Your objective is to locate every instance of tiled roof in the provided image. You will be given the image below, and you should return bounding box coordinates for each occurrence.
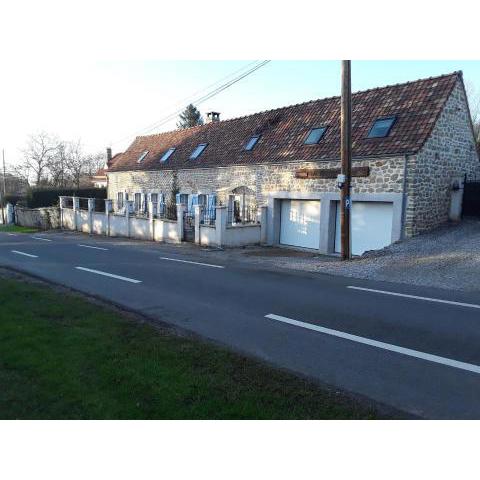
[109,72,460,172]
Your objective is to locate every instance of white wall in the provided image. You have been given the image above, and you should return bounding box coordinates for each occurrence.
[199,225,218,246]
[224,225,261,247]
[154,218,180,243]
[129,217,150,240]
[92,213,106,235]
[62,208,75,230]
[109,214,128,237]
[76,210,90,233]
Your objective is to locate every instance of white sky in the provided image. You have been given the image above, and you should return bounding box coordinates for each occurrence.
[1,1,479,172]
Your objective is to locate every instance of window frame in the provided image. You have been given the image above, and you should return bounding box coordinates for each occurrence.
[244,135,261,151]
[304,127,327,145]
[137,150,149,163]
[160,148,176,163]
[367,116,396,138]
[189,143,208,160]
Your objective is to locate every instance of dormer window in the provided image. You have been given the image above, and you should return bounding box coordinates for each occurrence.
[160,148,176,163]
[367,117,396,138]
[190,143,208,160]
[137,150,149,163]
[304,127,327,145]
[244,135,261,151]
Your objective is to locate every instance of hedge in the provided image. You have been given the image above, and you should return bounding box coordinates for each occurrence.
[26,188,107,208]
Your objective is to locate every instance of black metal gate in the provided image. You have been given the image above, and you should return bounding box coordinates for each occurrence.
[183,210,195,241]
[463,180,480,217]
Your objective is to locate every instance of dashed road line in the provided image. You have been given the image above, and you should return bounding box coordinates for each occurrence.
[78,244,109,251]
[75,266,141,283]
[265,313,480,375]
[11,250,38,258]
[159,257,224,269]
[31,236,52,242]
[347,286,480,310]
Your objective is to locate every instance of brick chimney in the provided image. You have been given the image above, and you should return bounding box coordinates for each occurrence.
[106,147,112,168]
[206,111,221,123]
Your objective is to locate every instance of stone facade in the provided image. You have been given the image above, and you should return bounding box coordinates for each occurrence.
[404,82,480,236]
[107,78,480,240]
[108,156,405,206]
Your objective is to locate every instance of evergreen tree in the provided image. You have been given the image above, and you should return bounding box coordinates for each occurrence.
[177,104,204,129]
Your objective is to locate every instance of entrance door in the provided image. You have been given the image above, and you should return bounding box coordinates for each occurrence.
[280,200,321,250]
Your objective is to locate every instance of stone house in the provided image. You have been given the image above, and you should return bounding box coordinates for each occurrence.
[107,72,479,255]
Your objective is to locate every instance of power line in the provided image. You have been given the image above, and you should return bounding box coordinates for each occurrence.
[111,60,271,146]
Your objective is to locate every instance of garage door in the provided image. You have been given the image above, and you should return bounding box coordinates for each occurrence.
[335,201,393,256]
[280,200,321,249]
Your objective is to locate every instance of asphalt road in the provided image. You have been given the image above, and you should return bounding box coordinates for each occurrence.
[1,230,480,419]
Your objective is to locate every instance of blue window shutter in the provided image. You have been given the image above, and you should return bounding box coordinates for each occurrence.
[175,193,181,205]
[207,194,217,218]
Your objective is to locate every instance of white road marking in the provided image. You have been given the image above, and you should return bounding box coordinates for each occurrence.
[265,313,480,375]
[7,233,17,236]
[11,250,38,258]
[347,286,480,310]
[31,236,52,242]
[75,266,141,284]
[78,244,109,251]
[159,257,224,269]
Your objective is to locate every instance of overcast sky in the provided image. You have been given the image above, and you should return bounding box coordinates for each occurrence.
[1,60,479,169]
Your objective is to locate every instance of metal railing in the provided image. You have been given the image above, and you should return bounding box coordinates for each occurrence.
[200,206,216,226]
[156,203,177,221]
[227,204,258,225]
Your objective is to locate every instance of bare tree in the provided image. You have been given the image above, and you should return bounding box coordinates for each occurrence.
[47,141,69,187]
[83,151,106,177]
[21,132,59,186]
[465,81,480,147]
[65,140,84,188]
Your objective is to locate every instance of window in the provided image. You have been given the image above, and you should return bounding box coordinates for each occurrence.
[304,127,327,145]
[189,143,208,160]
[134,193,142,211]
[137,150,149,163]
[160,148,175,162]
[244,135,261,151]
[117,192,123,209]
[367,117,396,138]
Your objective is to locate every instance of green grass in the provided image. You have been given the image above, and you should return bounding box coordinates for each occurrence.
[0,277,377,419]
[0,224,38,233]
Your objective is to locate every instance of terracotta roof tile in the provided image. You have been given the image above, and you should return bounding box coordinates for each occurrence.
[109,72,460,172]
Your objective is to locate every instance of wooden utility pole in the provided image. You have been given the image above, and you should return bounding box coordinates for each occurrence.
[340,60,352,260]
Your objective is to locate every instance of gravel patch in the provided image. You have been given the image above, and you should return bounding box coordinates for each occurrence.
[205,219,480,292]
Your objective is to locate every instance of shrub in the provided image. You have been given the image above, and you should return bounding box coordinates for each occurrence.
[26,188,107,208]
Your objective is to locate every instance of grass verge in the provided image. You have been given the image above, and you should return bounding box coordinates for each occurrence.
[0,224,39,233]
[0,275,380,419]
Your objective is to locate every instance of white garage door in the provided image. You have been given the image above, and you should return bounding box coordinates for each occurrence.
[280,200,321,250]
[335,201,393,256]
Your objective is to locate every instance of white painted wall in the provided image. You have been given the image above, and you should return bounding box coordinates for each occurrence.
[76,210,90,233]
[199,225,218,246]
[92,213,106,235]
[154,218,181,243]
[62,208,75,230]
[109,214,128,237]
[129,217,149,240]
[224,224,261,247]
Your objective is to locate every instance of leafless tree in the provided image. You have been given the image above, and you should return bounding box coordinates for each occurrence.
[65,140,85,188]
[83,151,106,177]
[465,81,480,147]
[21,132,59,186]
[47,141,69,187]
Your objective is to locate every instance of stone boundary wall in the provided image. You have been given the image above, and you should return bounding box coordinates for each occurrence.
[15,207,61,229]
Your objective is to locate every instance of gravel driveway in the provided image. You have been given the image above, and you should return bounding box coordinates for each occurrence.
[210,219,480,293]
